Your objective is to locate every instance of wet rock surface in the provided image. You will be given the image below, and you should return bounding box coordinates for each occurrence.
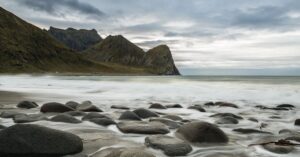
[133,108,159,119]
[17,101,38,109]
[51,114,82,124]
[119,111,142,121]
[41,102,74,113]
[117,121,170,134]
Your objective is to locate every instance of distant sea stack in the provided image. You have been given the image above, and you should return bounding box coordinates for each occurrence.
[48,27,102,51]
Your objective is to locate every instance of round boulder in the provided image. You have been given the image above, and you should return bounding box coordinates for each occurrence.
[188,105,206,112]
[162,115,183,121]
[111,105,130,110]
[76,101,102,112]
[17,101,38,109]
[13,114,48,123]
[51,114,81,124]
[82,113,109,121]
[65,111,87,117]
[40,102,74,113]
[150,118,181,129]
[65,101,80,110]
[145,135,192,156]
[215,117,239,124]
[215,102,239,108]
[119,111,142,121]
[0,111,25,119]
[149,103,167,109]
[176,122,228,143]
[263,143,294,154]
[117,121,170,134]
[165,104,183,108]
[133,108,159,119]
[0,124,83,156]
[90,118,116,126]
[295,119,300,126]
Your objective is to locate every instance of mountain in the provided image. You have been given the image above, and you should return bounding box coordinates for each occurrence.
[145,45,180,75]
[48,27,102,51]
[84,35,180,75]
[84,35,145,66]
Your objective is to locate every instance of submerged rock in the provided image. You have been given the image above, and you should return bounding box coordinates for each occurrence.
[162,115,183,121]
[145,135,192,156]
[76,101,102,112]
[210,113,243,120]
[176,122,228,144]
[51,114,82,124]
[65,101,80,109]
[150,118,181,129]
[111,105,130,110]
[165,104,183,108]
[215,116,239,124]
[119,111,142,121]
[233,128,272,134]
[277,104,295,108]
[65,111,87,117]
[13,114,48,123]
[0,111,25,119]
[188,105,206,112]
[82,113,109,121]
[41,102,74,113]
[17,101,38,109]
[0,124,83,156]
[0,125,6,129]
[263,143,294,154]
[90,118,116,126]
[149,103,167,109]
[117,121,170,134]
[215,102,239,108]
[92,147,156,157]
[133,108,159,119]
[248,118,259,123]
[204,102,216,107]
[295,119,300,126]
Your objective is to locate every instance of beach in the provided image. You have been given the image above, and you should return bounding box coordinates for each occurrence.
[0,75,299,157]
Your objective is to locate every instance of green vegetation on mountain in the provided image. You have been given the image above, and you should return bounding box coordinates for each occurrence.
[48,27,102,51]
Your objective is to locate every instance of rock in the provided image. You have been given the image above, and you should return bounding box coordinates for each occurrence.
[176,122,228,143]
[90,118,116,126]
[0,111,25,119]
[150,118,181,129]
[66,101,80,109]
[233,128,272,134]
[270,116,281,119]
[204,102,216,107]
[277,104,295,108]
[188,105,206,112]
[248,118,259,123]
[76,101,102,112]
[17,101,38,109]
[13,114,48,123]
[215,102,239,108]
[41,102,74,113]
[0,124,83,156]
[0,125,6,129]
[145,135,192,156]
[215,117,239,124]
[165,104,183,108]
[256,105,290,111]
[210,113,243,120]
[119,111,142,121]
[204,153,248,157]
[117,121,170,134]
[286,136,300,142]
[92,148,156,157]
[263,143,294,154]
[51,114,82,124]
[149,103,167,109]
[295,119,300,126]
[162,115,183,121]
[111,105,130,110]
[133,108,159,119]
[82,113,109,121]
[65,111,87,117]
[279,129,293,134]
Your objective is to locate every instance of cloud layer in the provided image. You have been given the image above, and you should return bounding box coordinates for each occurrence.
[1,0,300,75]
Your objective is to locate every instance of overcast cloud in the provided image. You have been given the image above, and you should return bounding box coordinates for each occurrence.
[1,0,300,75]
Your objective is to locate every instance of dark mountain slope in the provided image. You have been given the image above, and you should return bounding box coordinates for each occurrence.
[48,27,102,51]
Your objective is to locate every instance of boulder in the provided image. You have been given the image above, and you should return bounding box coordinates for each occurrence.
[117,121,170,134]
[233,128,272,134]
[82,113,109,121]
[210,113,243,120]
[277,104,295,108]
[286,136,300,142]
[13,114,48,123]
[149,103,167,109]
[40,102,74,113]
[295,119,300,126]
[176,122,228,143]
[91,148,156,157]
[51,114,82,124]
[90,118,116,126]
[65,101,80,109]
[204,102,216,107]
[65,111,87,117]
[165,104,183,108]
[145,135,192,156]
[215,117,239,124]
[133,108,159,119]
[0,124,83,156]
[256,105,290,111]
[162,115,183,121]
[188,105,206,112]
[150,118,181,129]
[119,111,142,121]
[76,101,102,112]
[248,118,259,123]
[0,111,25,119]
[17,101,38,109]
[111,105,130,110]
[215,102,239,108]
[0,125,6,129]
[263,143,294,154]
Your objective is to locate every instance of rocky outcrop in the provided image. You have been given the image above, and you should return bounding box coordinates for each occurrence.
[48,27,102,51]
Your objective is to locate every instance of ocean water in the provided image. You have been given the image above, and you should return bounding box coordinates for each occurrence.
[0,75,299,157]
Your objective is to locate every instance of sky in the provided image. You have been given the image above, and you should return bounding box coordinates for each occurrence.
[1,0,300,75]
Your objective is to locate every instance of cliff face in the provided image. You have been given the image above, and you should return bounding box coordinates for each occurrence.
[145,45,180,75]
[84,35,146,66]
[48,27,102,51]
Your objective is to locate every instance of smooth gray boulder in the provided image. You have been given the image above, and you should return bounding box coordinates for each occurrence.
[233,128,272,134]
[119,111,142,121]
[13,114,48,123]
[133,108,159,119]
[215,117,239,124]
[82,113,109,121]
[76,101,102,112]
[0,124,83,156]
[210,113,243,120]
[0,111,25,119]
[263,143,294,154]
[65,111,87,117]
[295,119,300,126]
[145,135,192,156]
[111,105,130,110]
[117,121,170,134]
[165,104,183,108]
[51,114,82,124]
[41,102,74,113]
[17,101,38,109]
[188,105,206,112]
[149,103,167,109]
[162,115,183,121]
[176,122,228,143]
[65,101,80,109]
[90,118,116,126]
[150,118,181,129]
